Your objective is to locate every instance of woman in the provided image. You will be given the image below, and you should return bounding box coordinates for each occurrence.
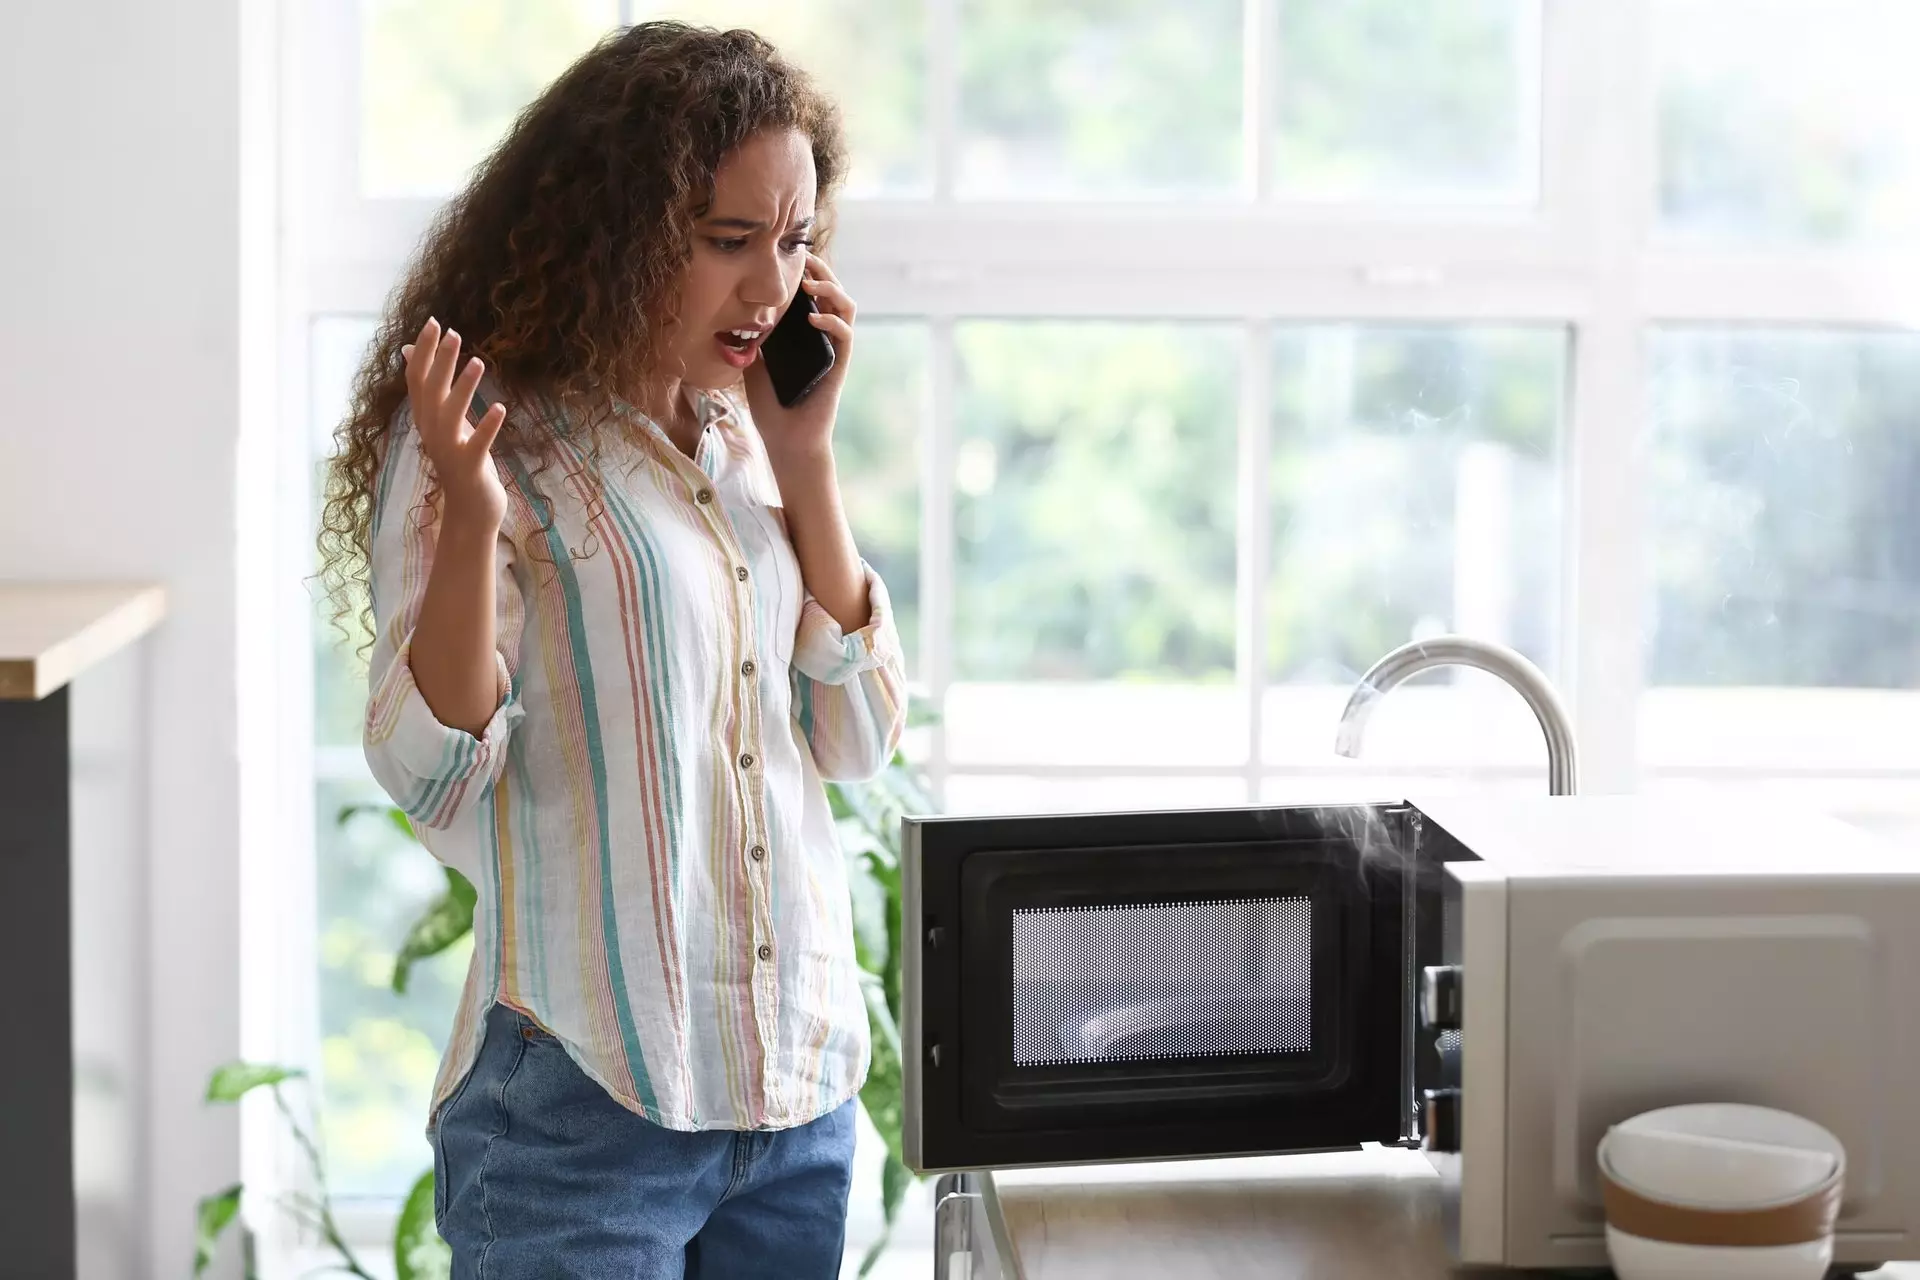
[319,22,906,1278]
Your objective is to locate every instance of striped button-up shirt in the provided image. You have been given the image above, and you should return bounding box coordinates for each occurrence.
[363,381,907,1132]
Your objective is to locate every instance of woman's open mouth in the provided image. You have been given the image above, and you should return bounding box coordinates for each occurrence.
[714,327,768,369]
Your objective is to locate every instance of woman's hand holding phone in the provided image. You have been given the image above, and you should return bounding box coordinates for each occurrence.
[743,251,855,466]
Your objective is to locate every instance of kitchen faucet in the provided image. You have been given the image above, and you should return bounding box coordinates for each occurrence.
[1334,635,1579,796]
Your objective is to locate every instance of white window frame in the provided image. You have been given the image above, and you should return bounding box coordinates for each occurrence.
[270,0,1920,1261]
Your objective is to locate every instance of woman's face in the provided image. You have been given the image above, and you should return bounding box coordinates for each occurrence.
[666,128,819,395]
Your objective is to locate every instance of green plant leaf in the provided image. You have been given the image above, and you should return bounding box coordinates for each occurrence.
[845,849,891,976]
[858,973,906,1169]
[857,1154,916,1277]
[193,1183,243,1275]
[856,1224,890,1277]
[832,775,887,835]
[394,1168,451,1280]
[835,815,885,861]
[874,851,905,1023]
[205,1063,304,1103]
[392,867,478,994]
[336,802,417,843]
[881,1152,912,1221]
[877,755,936,818]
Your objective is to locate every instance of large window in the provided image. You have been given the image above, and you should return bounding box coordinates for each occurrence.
[286,0,1920,1267]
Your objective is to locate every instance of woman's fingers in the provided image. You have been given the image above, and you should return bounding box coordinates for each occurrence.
[401,320,503,477]
[803,277,855,322]
[451,356,487,425]
[808,312,854,347]
[804,250,840,286]
[427,328,463,411]
[408,318,441,389]
[471,400,508,454]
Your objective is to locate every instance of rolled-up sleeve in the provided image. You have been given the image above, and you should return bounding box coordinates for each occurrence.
[363,420,528,833]
[790,563,908,782]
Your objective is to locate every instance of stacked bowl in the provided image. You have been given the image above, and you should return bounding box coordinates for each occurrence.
[1597,1104,1846,1280]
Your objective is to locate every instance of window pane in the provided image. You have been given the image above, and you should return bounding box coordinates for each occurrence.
[362,2,922,199]
[1647,329,1920,690]
[949,321,1238,768]
[954,321,1239,682]
[635,1,927,195]
[361,0,618,197]
[1656,0,1920,243]
[1265,325,1567,767]
[1645,330,1920,779]
[1273,0,1541,203]
[958,0,1242,198]
[317,778,470,1196]
[834,322,925,673]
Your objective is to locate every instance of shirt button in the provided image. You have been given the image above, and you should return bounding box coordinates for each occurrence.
[735,565,750,582]
[757,943,773,961]
[739,752,756,770]
[741,658,756,678]
[695,487,714,505]
[749,844,766,861]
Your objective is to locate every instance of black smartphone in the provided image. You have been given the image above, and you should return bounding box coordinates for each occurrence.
[759,282,836,407]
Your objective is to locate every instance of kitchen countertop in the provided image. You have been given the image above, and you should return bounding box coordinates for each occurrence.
[0,583,166,699]
[986,1149,1920,1279]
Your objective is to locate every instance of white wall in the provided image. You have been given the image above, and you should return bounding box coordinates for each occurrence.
[1,0,264,1273]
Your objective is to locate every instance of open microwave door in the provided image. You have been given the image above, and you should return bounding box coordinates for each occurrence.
[902,802,1445,1173]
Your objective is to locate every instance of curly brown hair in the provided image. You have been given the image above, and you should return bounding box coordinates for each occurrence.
[317,20,846,629]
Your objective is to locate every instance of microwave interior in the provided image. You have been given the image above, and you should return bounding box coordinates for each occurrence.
[903,802,1462,1173]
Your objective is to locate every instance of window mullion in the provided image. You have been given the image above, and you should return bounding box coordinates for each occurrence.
[1560,0,1654,796]
[924,317,958,801]
[1244,0,1278,201]
[1235,320,1273,801]
[929,0,959,201]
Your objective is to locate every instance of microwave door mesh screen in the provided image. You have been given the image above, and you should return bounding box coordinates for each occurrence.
[1009,896,1313,1067]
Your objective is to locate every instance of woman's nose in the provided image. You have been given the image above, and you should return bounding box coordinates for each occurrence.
[742,247,791,310]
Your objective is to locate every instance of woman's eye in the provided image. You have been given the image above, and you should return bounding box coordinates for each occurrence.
[710,237,748,252]
[781,236,816,254]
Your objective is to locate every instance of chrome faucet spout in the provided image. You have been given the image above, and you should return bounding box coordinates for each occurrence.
[1334,636,1579,796]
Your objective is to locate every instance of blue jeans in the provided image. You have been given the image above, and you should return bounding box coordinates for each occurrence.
[431,1003,858,1279]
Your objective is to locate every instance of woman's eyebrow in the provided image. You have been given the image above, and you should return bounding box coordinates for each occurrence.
[701,214,816,232]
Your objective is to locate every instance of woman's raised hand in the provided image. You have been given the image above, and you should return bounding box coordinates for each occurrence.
[402,317,508,528]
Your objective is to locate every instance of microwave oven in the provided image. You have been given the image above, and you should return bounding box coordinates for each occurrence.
[901,792,1920,1270]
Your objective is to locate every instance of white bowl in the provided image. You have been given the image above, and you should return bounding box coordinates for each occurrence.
[1612,1103,1844,1156]
[1601,1125,1837,1210]
[1606,1224,1832,1280]
[1602,1104,1845,1209]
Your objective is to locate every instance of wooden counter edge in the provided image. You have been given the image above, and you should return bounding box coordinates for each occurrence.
[0,584,168,700]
